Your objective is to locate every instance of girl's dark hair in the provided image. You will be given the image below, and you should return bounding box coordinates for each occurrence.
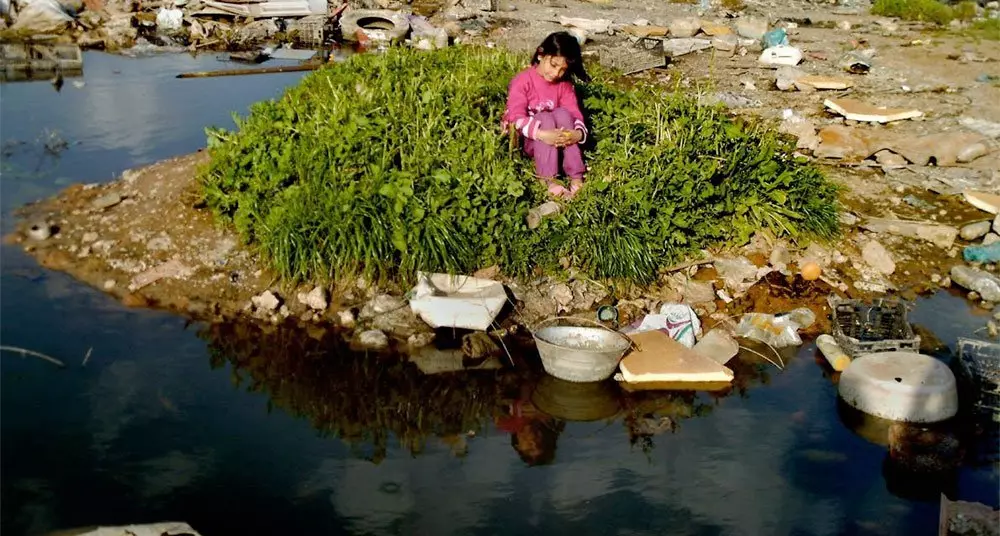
[531,31,591,82]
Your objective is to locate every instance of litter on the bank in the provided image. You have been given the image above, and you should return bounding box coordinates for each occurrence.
[954,338,1000,418]
[662,38,712,57]
[619,330,734,384]
[408,271,507,331]
[621,303,701,348]
[829,297,920,358]
[692,328,739,365]
[761,28,788,48]
[199,0,317,18]
[533,317,631,383]
[816,333,851,371]
[965,242,1000,263]
[950,265,1000,302]
[734,311,806,348]
[839,50,872,73]
[759,45,802,66]
[824,98,922,123]
[838,351,958,423]
[794,75,853,90]
[964,190,1000,215]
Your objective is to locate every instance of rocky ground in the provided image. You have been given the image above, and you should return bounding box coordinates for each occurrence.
[6,0,1000,350]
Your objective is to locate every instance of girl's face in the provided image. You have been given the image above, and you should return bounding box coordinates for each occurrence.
[536,54,569,82]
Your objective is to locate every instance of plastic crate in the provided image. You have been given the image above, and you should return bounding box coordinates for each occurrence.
[828,297,920,358]
[287,15,327,48]
[956,338,1000,419]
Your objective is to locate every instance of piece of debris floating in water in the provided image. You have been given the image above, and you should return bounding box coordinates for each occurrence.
[839,351,958,423]
[619,330,734,384]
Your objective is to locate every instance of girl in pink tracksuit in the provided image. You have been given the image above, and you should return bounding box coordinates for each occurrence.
[503,32,590,199]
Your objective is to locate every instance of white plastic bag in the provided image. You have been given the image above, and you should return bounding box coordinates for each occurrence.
[155,7,183,34]
[759,45,802,67]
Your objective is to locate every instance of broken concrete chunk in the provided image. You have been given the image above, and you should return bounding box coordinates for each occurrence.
[779,117,820,151]
[668,17,701,38]
[862,240,895,275]
[961,221,993,241]
[712,34,738,52]
[874,149,907,168]
[891,132,990,166]
[251,290,281,312]
[775,66,806,91]
[824,98,922,123]
[622,24,668,37]
[984,233,1000,246]
[815,125,878,160]
[128,259,194,291]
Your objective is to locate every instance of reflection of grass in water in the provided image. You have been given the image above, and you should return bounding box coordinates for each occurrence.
[201,322,510,462]
[201,321,787,461]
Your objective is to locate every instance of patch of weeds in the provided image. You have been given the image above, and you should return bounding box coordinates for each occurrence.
[670,0,698,4]
[871,0,955,24]
[200,46,840,285]
[966,17,1000,39]
[953,1,977,21]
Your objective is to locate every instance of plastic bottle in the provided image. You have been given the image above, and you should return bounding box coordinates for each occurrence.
[816,334,851,371]
[735,313,802,348]
[950,265,1000,302]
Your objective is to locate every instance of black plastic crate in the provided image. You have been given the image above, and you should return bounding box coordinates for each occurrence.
[829,297,920,358]
[956,338,1000,420]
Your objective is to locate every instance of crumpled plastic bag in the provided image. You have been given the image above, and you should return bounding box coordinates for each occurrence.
[621,303,702,348]
[735,313,802,348]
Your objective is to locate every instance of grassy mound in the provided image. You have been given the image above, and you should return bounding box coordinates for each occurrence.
[871,0,978,24]
[200,46,839,284]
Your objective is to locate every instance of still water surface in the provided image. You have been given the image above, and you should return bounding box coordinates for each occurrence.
[1,52,997,536]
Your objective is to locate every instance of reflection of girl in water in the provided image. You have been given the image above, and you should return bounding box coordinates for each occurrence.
[496,384,565,466]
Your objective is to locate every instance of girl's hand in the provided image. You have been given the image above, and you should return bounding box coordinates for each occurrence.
[558,129,583,147]
[536,129,562,146]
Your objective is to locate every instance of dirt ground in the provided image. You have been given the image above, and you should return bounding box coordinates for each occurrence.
[8,0,1000,342]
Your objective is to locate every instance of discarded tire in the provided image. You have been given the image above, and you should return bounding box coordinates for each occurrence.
[340,9,409,42]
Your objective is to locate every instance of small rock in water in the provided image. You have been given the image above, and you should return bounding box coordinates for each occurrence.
[364,294,406,317]
[984,233,1000,246]
[940,276,952,288]
[298,286,329,311]
[968,291,981,301]
[92,192,123,210]
[408,332,436,348]
[279,304,290,317]
[961,221,993,241]
[931,274,941,284]
[103,279,116,290]
[357,329,389,351]
[862,240,895,275]
[251,290,281,312]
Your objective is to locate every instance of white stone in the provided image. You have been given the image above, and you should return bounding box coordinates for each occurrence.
[251,290,281,312]
[839,351,958,423]
[669,17,701,37]
[337,309,356,328]
[103,279,116,290]
[961,220,993,241]
[862,240,895,275]
[298,286,329,311]
[357,329,389,351]
[984,233,1000,246]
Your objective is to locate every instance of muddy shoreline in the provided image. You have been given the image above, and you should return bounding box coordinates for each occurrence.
[7,141,997,349]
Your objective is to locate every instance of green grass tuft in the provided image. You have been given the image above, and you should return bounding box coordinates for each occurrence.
[200,46,840,285]
[871,0,957,24]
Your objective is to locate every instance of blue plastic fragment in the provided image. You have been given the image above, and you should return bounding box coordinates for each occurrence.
[963,242,1000,263]
[762,28,789,48]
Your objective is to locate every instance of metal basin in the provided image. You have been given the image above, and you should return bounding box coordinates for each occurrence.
[533,323,630,383]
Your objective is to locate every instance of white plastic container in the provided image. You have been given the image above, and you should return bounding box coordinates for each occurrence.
[817,334,851,371]
[838,351,958,423]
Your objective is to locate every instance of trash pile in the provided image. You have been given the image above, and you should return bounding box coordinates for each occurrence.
[0,0,495,53]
